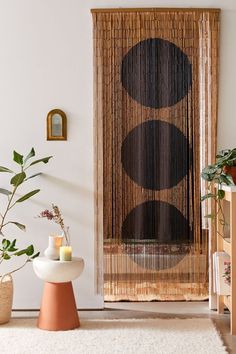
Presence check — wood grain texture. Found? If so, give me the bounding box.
[230,192,236,334]
[91,8,221,13]
[216,188,236,334]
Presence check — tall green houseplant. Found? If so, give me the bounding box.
[0,148,52,274]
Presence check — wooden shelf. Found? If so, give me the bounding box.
[224,295,231,312]
[222,237,231,255]
[216,185,236,334]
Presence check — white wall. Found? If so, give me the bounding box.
[0,0,235,309]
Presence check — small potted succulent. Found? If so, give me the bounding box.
[201,148,236,224]
[0,148,52,324]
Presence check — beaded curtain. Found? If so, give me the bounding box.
[92,8,220,300]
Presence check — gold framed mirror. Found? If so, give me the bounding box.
[47,109,67,140]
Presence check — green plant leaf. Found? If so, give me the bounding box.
[10,172,26,186]
[8,247,18,252]
[216,150,230,158]
[15,189,40,203]
[0,188,12,196]
[25,173,42,181]
[8,222,26,231]
[219,175,232,186]
[227,175,235,185]
[14,249,27,256]
[202,165,218,175]
[13,151,23,165]
[24,148,35,164]
[29,156,53,167]
[2,239,10,249]
[0,166,13,173]
[31,251,40,259]
[217,189,225,199]
[8,239,18,252]
[201,193,216,201]
[26,245,34,256]
[217,151,236,167]
[201,172,215,182]
[3,253,11,260]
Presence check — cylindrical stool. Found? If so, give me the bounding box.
[33,257,84,331]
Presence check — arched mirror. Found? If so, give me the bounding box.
[47,109,67,140]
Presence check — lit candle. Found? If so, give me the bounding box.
[59,246,72,261]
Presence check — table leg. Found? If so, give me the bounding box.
[38,281,80,331]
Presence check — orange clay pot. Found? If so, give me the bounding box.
[223,165,236,184]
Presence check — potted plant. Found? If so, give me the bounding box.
[0,148,52,324]
[201,148,236,224]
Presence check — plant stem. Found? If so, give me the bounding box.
[8,257,30,275]
[0,184,18,234]
[62,226,70,246]
[218,198,226,226]
[1,221,12,228]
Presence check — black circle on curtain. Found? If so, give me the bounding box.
[122,200,191,243]
[121,120,190,190]
[122,200,192,270]
[121,38,192,108]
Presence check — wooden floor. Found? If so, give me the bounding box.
[13,302,236,353]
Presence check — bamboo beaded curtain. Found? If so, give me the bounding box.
[92,8,220,301]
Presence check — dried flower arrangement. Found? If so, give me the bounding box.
[38,204,70,246]
[223,261,231,286]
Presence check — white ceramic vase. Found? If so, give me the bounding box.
[44,236,63,260]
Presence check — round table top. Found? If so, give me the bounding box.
[34,256,83,264]
[33,256,84,283]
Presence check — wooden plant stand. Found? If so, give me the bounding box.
[216,185,236,335]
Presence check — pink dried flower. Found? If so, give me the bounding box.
[39,210,54,220]
[38,205,70,245]
[223,262,231,286]
[52,204,65,230]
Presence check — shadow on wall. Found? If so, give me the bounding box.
[13,173,95,229]
[42,174,94,200]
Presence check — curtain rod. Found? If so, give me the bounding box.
[90,8,221,14]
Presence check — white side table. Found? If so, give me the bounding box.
[33,257,84,331]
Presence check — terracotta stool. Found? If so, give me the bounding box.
[33,257,84,331]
